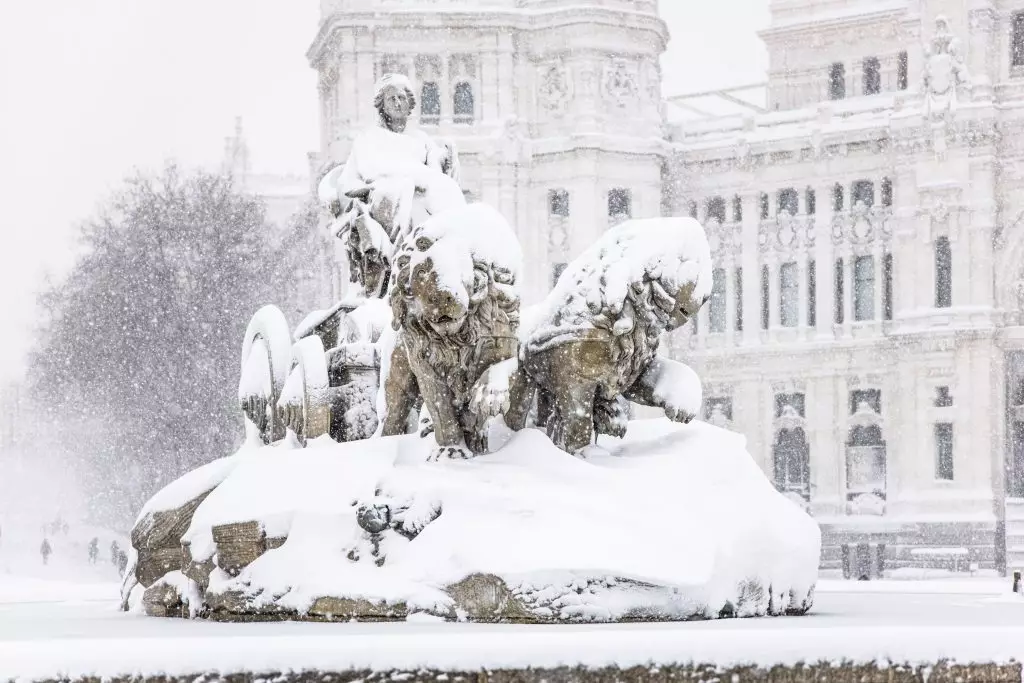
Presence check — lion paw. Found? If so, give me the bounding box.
[469,358,517,420]
[427,445,474,462]
[664,404,697,424]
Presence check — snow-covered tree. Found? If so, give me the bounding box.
[28,165,297,526]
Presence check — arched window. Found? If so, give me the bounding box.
[705,196,727,223]
[852,180,874,208]
[935,236,952,308]
[453,82,474,124]
[420,82,440,124]
[777,188,798,215]
[780,262,799,327]
[863,57,881,95]
[774,427,810,496]
[548,189,569,217]
[608,188,632,222]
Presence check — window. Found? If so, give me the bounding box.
[850,389,881,414]
[935,236,952,308]
[732,195,743,222]
[780,262,799,327]
[1013,378,1024,406]
[806,188,816,215]
[706,196,727,223]
[863,57,881,95]
[935,423,954,480]
[776,393,806,417]
[882,253,893,321]
[760,265,770,330]
[549,189,569,217]
[897,51,909,90]
[778,188,798,215]
[705,397,734,421]
[833,183,845,212]
[934,386,953,407]
[1014,13,1024,67]
[735,267,743,332]
[881,177,893,207]
[709,268,727,333]
[608,188,632,220]
[808,260,817,327]
[453,82,474,123]
[834,258,845,324]
[759,193,770,220]
[852,180,875,208]
[829,62,846,100]
[551,262,567,288]
[854,255,875,321]
[420,82,441,124]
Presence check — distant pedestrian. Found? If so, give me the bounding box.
[110,540,120,566]
[88,537,99,564]
[40,538,52,565]
[117,550,128,576]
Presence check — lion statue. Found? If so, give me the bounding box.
[504,217,713,454]
[380,202,522,459]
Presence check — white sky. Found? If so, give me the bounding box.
[0,1,768,382]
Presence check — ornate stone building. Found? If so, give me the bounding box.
[669,0,1024,574]
[307,0,1024,573]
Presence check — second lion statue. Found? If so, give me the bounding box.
[381,203,523,459]
[505,217,713,454]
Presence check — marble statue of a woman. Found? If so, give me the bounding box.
[318,73,465,251]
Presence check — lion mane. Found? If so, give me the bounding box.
[390,248,519,402]
[524,233,703,395]
[382,204,523,457]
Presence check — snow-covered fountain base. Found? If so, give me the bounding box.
[123,419,820,623]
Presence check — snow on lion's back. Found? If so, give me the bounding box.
[528,217,712,337]
[414,202,523,282]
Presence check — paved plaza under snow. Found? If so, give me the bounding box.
[1,576,1022,679]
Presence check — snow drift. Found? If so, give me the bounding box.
[124,418,820,623]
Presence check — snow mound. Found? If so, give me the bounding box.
[133,418,819,623]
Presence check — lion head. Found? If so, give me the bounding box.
[524,216,712,390]
[390,203,522,389]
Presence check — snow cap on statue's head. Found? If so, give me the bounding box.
[374,73,416,107]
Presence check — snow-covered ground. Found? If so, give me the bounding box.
[1,575,1022,679]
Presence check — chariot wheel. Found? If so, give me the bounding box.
[278,335,330,447]
[239,305,292,445]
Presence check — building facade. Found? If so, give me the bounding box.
[307,0,1024,573]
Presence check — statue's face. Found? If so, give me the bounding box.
[668,280,710,330]
[381,85,411,122]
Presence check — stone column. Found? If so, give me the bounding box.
[741,193,761,345]
[767,259,780,330]
[815,184,835,340]
[967,7,996,100]
[810,375,843,516]
[725,257,737,347]
[842,254,854,334]
[482,52,500,123]
[797,256,809,330]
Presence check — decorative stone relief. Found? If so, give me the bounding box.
[538,62,572,116]
[705,217,741,258]
[318,65,338,94]
[414,54,442,83]
[602,59,637,109]
[379,54,409,78]
[642,60,660,102]
[775,405,806,432]
[831,206,893,246]
[449,54,477,82]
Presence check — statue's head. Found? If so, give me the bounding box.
[374,73,417,132]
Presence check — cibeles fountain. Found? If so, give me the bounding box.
[123,74,820,623]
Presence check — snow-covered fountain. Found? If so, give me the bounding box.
[122,73,820,623]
